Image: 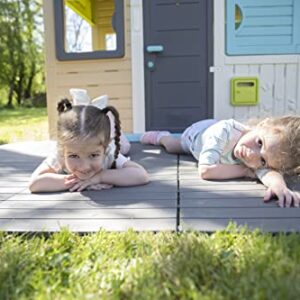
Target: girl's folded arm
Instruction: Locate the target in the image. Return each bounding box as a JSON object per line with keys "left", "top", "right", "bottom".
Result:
{"left": 198, "top": 163, "right": 253, "bottom": 180}
{"left": 95, "top": 161, "right": 149, "bottom": 186}
{"left": 29, "top": 173, "right": 70, "bottom": 193}
{"left": 29, "top": 162, "right": 69, "bottom": 192}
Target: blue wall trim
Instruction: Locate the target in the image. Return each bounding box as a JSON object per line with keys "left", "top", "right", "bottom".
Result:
{"left": 226, "top": 0, "right": 300, "bottom": 55}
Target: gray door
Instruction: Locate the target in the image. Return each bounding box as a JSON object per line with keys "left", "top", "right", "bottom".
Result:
{"left": 143, "top": 0, "right": 213, "bottom": 132}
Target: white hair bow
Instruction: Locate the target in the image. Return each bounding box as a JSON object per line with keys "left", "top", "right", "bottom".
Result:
{"left": 69, "top": 88, "right": 108, "bottom": 109}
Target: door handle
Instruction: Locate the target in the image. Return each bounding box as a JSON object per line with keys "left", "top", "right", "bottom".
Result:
{"left": 146, "top": 45, "right": 164, "bottom": 53}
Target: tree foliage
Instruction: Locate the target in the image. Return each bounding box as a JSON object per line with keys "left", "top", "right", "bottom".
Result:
{"left": 0, "top": 0, "right": 45, "bottom": 107}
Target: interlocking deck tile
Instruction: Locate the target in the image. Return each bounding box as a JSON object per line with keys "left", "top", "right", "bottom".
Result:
{"left": 0, "top": 142, "right": 299, "bottom": 232}
{"left": 178, "top": 155, "right": 300, "bottom": 233}
{"left": 0, "top": 142, "right": 177, "bottom": 232}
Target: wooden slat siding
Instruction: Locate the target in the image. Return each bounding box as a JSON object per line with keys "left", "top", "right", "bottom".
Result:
{"left": 214, "top": 65, "right": 235, "bottom": 120}
{"left": 57, "top": 86, "right": 132, "bottom": 100}
{"left": 236, "top": 36, "right": 292, "bottom": 46}
{"left": 238, "top": 27, "right": 292, "bottom": 36}
{"left": 56, "top": 70, "right": 131, "bottom": 86}
{"left": 241, "top": 0, "right": 293, "bottom": 5}
{"left": 179, "top": 154, "right": 300, "bottom": 232}
{"left": 43, "top": 1, "right": 133, "bottom": 138}
{"left": 259, "top": 65, "right": 275, "bottom": 116}
{"left": 245, "top": 7, "right": 293, "bottom": 17}
{"left": 248, "top": 64, "right": 260, "bottom": 118}
{"left": 55, "top": 59, "right": 131, "bottom": 73}
{"left": 285, "top": 64, "right": 297, "bottom": 113}
{"left": 227, "top": 0, "right": 299, "bottom": 55}
{"left": 274, "top": 64, "right": 286, "bottom": 115}
{"left": 217, "top": 0, "right": 300, "bottom": 122}
{"left": 242, "top": 16, "right": 292, "bottom": 27}
{"left": 0, "top": 142, "right": 177, "bottom": 232}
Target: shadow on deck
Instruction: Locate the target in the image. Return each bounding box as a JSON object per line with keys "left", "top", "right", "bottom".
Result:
{"left": 0, "top": 141, "right": 299, "bottom": 233}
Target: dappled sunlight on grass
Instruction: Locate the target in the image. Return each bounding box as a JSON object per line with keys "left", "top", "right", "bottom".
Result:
{"left": 0, "top": 108, "right": 48, "bottom": 144}
{"left": 0, "top": 227, "right": 300, "bottom": 299}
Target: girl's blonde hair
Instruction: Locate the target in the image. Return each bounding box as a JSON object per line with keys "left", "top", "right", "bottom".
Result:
{"left": 56, "top": 98, "right": 121, "bottom": 169}
{"left": 256, "top": 115, "right": 300, "bottom": 175}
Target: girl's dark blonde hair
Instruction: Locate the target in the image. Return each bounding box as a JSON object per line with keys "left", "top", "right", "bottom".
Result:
{"left": 56, "top": 98, "right": 121, "bottom": 169}
{"left": 256, "top": 115, "right": 300, "bottom": 175}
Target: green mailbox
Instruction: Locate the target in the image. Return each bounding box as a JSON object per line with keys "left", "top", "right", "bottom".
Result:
{"left": 230, "top": 77, "right": 259, "bottom": 106}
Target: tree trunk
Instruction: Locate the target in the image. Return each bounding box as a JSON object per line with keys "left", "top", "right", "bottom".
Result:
{"left": 6, "top": 82, "right": 15, "bottom": 108}
{"left": 16, "top": 64, "right": 25, "bottom": 105}
{"left": 24, "top": 62, "right": 36, "bottom": 100}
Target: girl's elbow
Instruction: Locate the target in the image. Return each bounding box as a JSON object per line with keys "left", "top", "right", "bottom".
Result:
{"left": 139, "top": 169, "right": 150, "bottom": 185}
{"left": 28, "top": 180, "right": 39, "bottom": 193}
{"left": 198, "top": 165, "right": 212, "bottom": 180}
{"left": 133, "top": 165, "right": 150, "bottom": 185}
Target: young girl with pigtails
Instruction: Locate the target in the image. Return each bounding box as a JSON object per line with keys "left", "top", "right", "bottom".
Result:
{"left": 141, "top": 116, "right": 300, "bottom": 207}
{"left": 29, "top": 97, "right": 149, "bottom": 193}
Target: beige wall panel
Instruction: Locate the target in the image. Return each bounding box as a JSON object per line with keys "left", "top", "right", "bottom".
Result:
{"left": 57, "top": 85, "right": 132, "bottom": 100}
{"left": 55, "top": 60, "right": 131, "bottom": 73}
{"left": 56, "top": 70, "right": 131, "bottom": 86}
{"left": 43, "top": 0, "right": 133, "bottom": 138}
{"left": 118, "top": 109, "right": 132, "bottom": 119}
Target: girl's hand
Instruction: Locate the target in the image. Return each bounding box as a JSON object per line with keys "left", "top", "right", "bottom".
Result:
{"left": 64, "top": 174, "right": 80, "bottom": 189}
{"left": 65, "top": 173, "right": 102, "bottom": 192}
{"left": 68, "top": 178, "right": 93, "bottom": 192}
{"left": 264, "top": 186, "right": 300, "bottom": 208}
{"left": 65, "top": 174, "right": 94, "bottom": 192}
{"left": 68, "top": 176, "right": 112, "bottom": 192}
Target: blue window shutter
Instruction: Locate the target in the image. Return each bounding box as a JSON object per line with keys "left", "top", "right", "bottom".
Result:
{"left": 226, "top": 0, "right": 300, "bottom": 55}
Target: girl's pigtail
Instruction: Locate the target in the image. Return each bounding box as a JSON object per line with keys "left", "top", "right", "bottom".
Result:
{"left": 57, "top": 98, "right": 72, "bottom": 115}
{"left": 103, "top": 106, "right": 121, "bottom": 169}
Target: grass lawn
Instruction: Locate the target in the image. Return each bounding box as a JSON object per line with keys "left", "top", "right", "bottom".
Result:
{"left": 0, "top": 107, "right": 48, "bottom": 144}
{"left": 1, "top": 226, "right": 300, "bottom": 300}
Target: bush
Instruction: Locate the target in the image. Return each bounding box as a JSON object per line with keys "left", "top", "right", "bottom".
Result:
{"left": 22, "top": 92, "right": 47, "bottom": 108}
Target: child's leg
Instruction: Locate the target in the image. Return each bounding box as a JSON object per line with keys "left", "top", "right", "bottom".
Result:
{"left": 140, "top": 131, "right": 184, "bottom": 154}
{"left": 159, "top": 135, "right": 185, "bottom": 154}
{"left": 120, "top": 132, "right": 130, "bottom": 155}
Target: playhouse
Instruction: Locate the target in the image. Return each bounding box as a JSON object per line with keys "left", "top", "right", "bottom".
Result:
{"left": 43, "top": 0, "right": 300, "bottom": 138}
